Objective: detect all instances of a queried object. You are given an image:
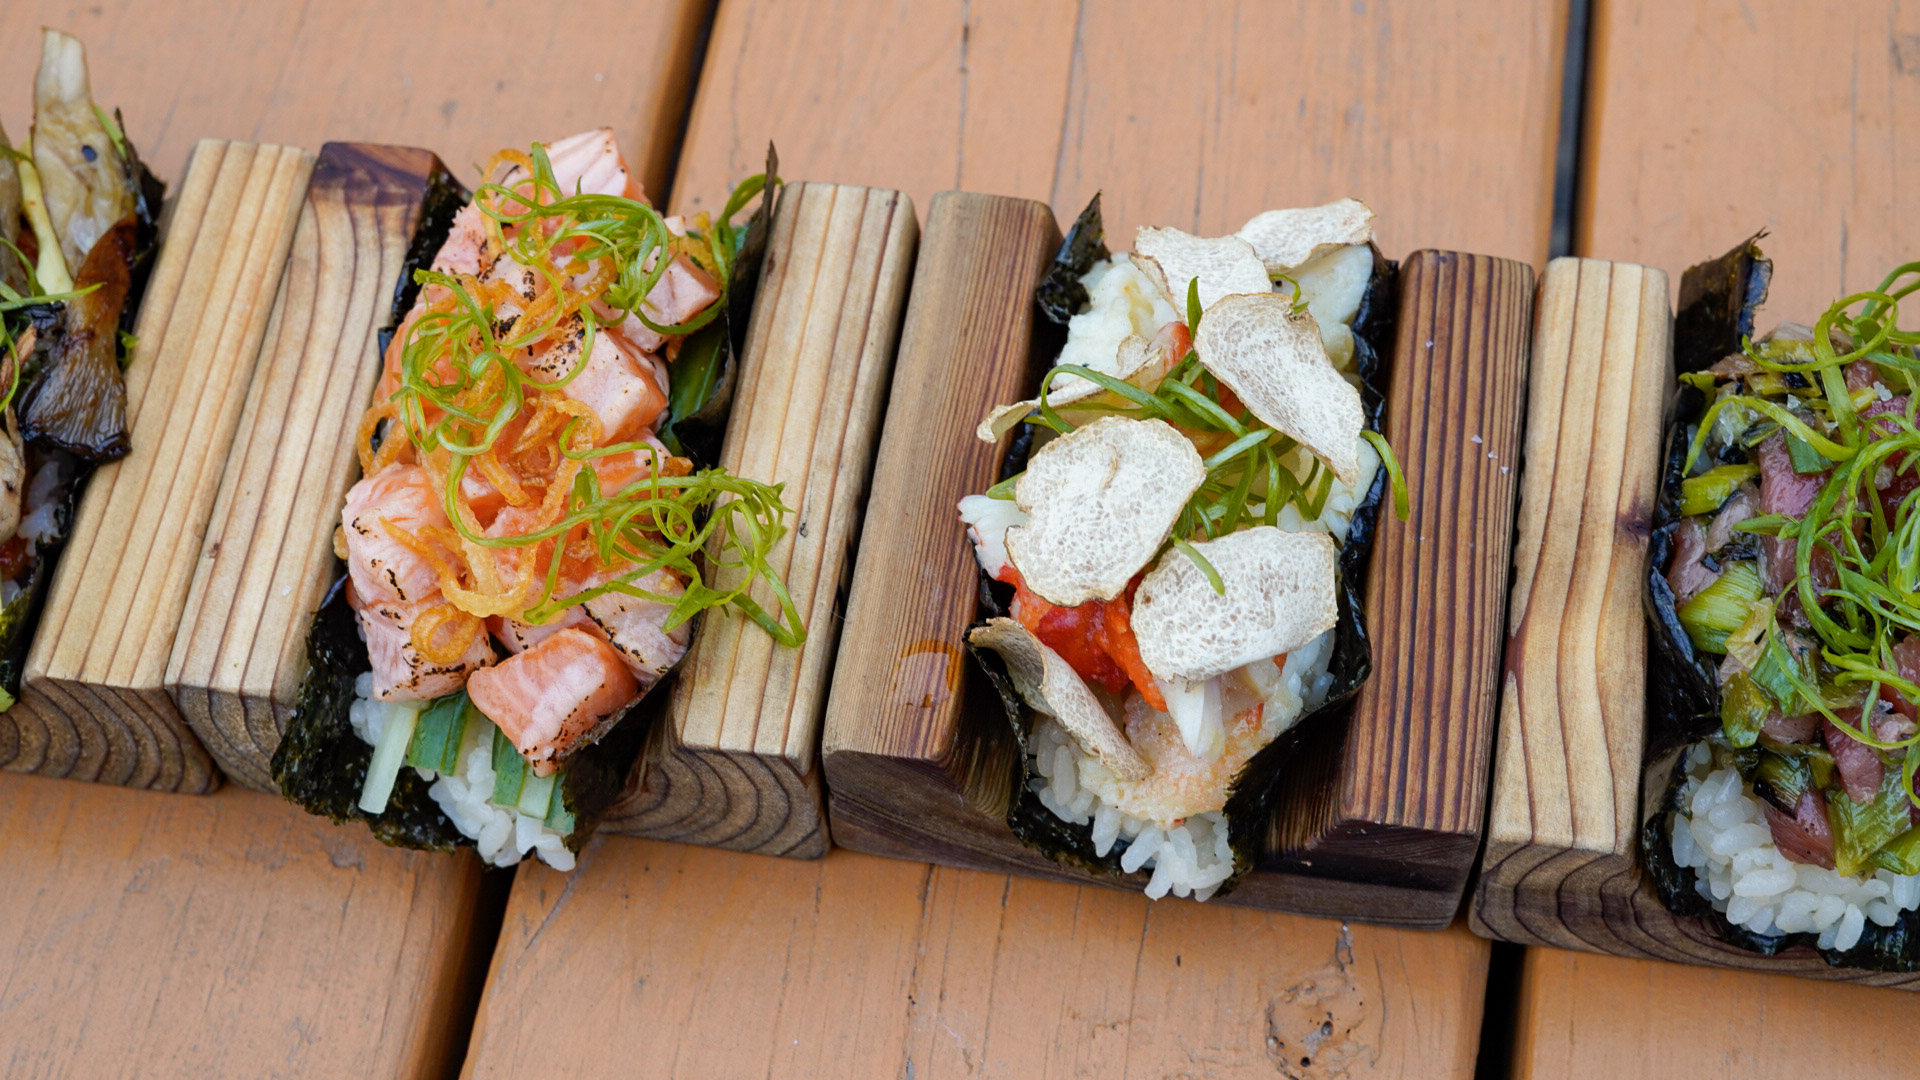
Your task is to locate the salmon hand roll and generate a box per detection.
[273,136,799,870]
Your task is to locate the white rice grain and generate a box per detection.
[1670,750,1920,951]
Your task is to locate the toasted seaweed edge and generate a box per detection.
[274,153,784,856]
[1035,193,1107,327]
[0,127,165,708]
[1640,235,1920,971]
[974,195,1395,897]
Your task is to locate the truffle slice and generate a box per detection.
[970,617,1150,781]
[1131,227,1271,313]
[1191,292,1365,485]
[1132,526,1340,684]
[1236,198,1375,274]
[1003,417,1205,606]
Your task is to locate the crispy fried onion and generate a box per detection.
[410,601,485,665]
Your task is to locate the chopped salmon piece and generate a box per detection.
[467,627,640,772]
[579,568,691,686]
[522,317,667,443]
[544,128,643,201]
[588,438,689,495]
[353,595,493,702]
[342,463,449,605]
[489,607,591,655]
[641,253,720,329]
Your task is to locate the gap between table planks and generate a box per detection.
[0,770,503,1079]
[463,835,1492,1080]
[600,180,917,857]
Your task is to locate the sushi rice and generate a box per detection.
[1670,741,1920,951]
[348,673,575,871]
[1027,628,1338,901]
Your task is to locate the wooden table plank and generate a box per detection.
[1489,0,1920,1069]
[676,0,1566,264]
[0,0,710,201]
[0,771,499,1078]
[0,2,712,1072]
[467,839,1491,1079]
[1581,0,1920,319]
[1510,948,1914,1079]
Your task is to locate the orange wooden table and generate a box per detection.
[1501,2,1920,1076]
[7,1,1915,1077]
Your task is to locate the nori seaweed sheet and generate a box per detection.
[1640,235,1920,970]
[274,153,785,856]
[969,195,1396,896]
[0,127,165,707]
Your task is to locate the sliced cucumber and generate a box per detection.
[406,692,466,772]
[516,771,556,819]
[545,786,575,834]
[449,698,490,774]
[490,726,528,809]
[359,701,422,815]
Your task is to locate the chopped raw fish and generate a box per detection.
[1824,716,1885,806]
[1762,790,1835,869]
[354,595,493,701]
[342,464,450,605]
[467,627,641,772]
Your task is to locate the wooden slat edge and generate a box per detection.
[611,182,916,855]
[167,144,444,791]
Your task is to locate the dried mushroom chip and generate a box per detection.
[969,617,1149,781]
[1131,526,1339,683]
[1191,292,1365,484]
[976,332,1177,442]
[1236,198,1374,274]
[1130,227,1270,312]
[1004,416,1205,606]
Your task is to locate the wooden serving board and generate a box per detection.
[0,139,314,793]
[821,192,1533,926]
[600,180,917,857]
[168,142,451,792]
[1469,257,1920,988]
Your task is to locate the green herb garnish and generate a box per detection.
[387,143,803,645]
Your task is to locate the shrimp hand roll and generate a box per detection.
[960,196,1406,901]
[1646,238,1920,970]
[273,135,799,870]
